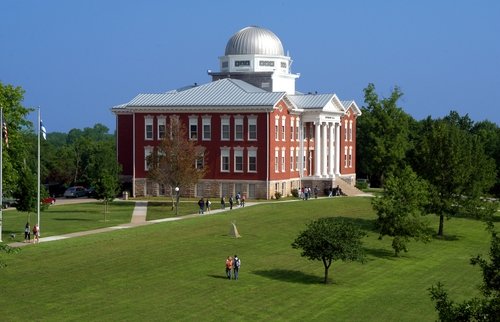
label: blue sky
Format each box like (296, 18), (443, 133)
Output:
(1, 0), (499, 133)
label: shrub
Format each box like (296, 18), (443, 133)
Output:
(274, 191), (282, 199)
(291, 188), (299, 198)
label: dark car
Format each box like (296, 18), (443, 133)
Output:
(86, 188), (98, 198)
(63, 186), (87, 198)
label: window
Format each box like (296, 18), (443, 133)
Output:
(157, 117), (166, 139)
(202, 117), (211, 140)
(248, 117), (257, 140)
(248, 149), (257, 172)
(221, 183), (230, 198)
(234, 149), (243, 172)
(281, 117), (286, 141)
(274, 149), (279, 172)
(259, 60), (275, 67)
(235, 60), (250, 67)
(344, 120), (348, 141)
(349, 146), (353, 167)
(248, 184), (256, 199)
(145, 117), (153, 140)
(290, 148), (294, 171)
(295, 118), (300, 141)
(275, 117), (279, 141)
(344, 146), (348, 167)
(221, 149), (230, 172)
(290, 118), (294, 141)
(295, 149), (299, 171)
(189, 117), (198, 140)
(235, 117), (243, 140)
(235, 183), (243, 196)
(144, 146), (153, 171)
(221, 117), (230, 141)
(196, 152), (204, 170)
(349, 120), (353, 141)
(281, 148), (286, 172)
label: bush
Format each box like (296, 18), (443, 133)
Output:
(291, 188), (299, 198)
(274, 191), (282, 199)
(356, 179), (369, 190)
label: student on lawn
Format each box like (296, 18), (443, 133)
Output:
(225, 256), (233, 279)
(233, 255), (241, 280)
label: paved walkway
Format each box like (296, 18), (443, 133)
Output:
(7, 200), (255, 248)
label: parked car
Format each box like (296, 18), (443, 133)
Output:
(2, 197), (18, 208)
(86, 188), (97, 198)
(63, 186), (87, 198)
(42, 197), (56, 204)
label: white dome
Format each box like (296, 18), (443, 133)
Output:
(225, 26), (284, 56)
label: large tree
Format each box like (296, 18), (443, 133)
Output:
(292, 217), (365, 284)
(147, 118), (206, 212)
(0, 82), (34, 194)
(357, 83), (413, 187)
(413, 112), (496, 237)
(373, 167), (431, 256)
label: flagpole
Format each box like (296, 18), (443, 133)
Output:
(37, 107), (41, 233)
(0, 105), (3, 243)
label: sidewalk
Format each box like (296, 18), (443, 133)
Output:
(8, 200), (254, 248)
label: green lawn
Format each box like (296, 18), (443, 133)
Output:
(0, 197), (493, 321)
(2, 201), (135, 243)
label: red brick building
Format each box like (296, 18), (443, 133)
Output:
(112, 26), (361, 199)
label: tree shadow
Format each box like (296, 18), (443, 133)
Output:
(432, 234), (460, 241)
(363, 247), (396, 260)
(252, 269), (323, 285)
(335, 216), (378, 234)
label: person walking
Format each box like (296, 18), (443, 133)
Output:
(206, 199), (212, 212)
(225, 256), (233, 280)
(33, 224), (40, 244)
(229, 195), (234, 210)
(24, 222), (31, 243)
(198, 198), (205, 214)
(241, 195), (245, 207)
(221, 196), (226, 210)
(233, 255), (241, 280)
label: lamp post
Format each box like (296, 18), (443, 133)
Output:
(175, 186), (180, 216)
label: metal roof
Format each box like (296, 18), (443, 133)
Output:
(120, 78), (285, 109)
(288, 94), (335, 109)
(225, 26), (285, 56)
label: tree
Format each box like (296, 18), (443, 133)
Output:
(357, 83), (413, 187)
(147, 118), (207, 212)
(87, 140), (121, 219)
(373, 167), (431, 256)
(472, 120), (500, 197)
(0, 82), (34, 194)
(429, 222), (499, 321)
(413, 113), (497, 237)
(291, 217), (365, 284)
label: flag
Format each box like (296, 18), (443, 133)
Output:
(40, 120), (47, 140)
(2, 118), (7, 148)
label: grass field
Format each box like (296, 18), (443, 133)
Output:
(0, 197), (493, 321)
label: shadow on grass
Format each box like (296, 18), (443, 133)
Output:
(364, 247), (396, 260)
(52, 218), (93, 221)
(432, 234), (460, 241)
(207, 274), (229, 280)
(252, 269), (323, 285)
(336, 216), (378, 234)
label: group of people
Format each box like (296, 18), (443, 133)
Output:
(225, 255), (241, 280)
(24, 222), (40, 243)
(299, 187), (318, 200)
(328, 185), (343, 197)
(220, 192), (246, 210)
(197, 198), (212, 214)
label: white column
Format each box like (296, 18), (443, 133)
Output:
(314, 122), (321, 177)
(335, 123), (341, 175)
(321, 122), (328, 176)
(328, 122), (334, 176)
